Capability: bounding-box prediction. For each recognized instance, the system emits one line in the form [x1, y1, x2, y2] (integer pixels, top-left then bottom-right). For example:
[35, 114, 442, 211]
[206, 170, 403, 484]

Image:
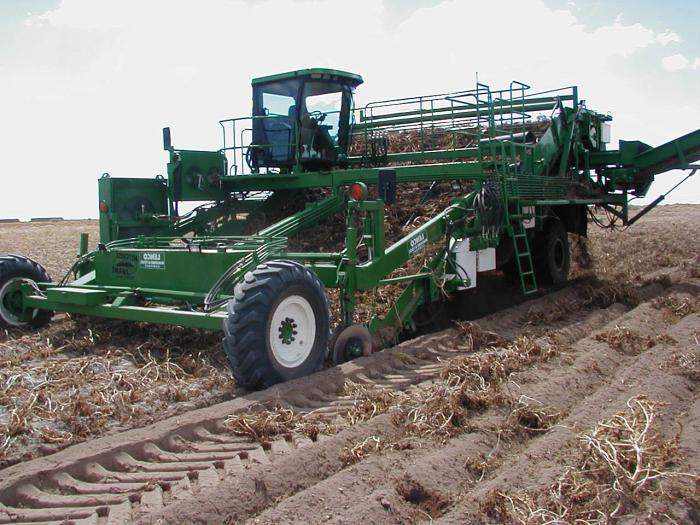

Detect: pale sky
[1, 0, 698, 220]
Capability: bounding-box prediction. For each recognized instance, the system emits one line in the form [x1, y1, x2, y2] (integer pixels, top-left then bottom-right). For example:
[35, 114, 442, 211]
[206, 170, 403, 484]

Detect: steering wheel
[309, 110, 327, 123]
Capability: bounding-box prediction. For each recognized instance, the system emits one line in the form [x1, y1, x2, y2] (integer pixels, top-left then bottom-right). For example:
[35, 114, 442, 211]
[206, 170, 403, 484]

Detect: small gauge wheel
[331, 324, 372, 365]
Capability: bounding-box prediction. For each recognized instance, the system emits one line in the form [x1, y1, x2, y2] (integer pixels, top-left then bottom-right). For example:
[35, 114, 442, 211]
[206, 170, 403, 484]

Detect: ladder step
[510, 220, 537, 296]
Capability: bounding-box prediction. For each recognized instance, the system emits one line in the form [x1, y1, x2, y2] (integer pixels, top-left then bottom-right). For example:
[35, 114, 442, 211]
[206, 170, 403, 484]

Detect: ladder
[476, 81, 537, 296]
[503, 169, 537, 296]
[509, 215, 537, 295]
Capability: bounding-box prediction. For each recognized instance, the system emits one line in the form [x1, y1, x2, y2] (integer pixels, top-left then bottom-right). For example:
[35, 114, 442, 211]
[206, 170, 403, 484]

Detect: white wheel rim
[0, 278, 29, 327]
[269, 295, 316, 368]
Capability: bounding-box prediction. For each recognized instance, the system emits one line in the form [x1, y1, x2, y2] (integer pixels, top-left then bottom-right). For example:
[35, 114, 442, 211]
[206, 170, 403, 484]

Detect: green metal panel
[633, 128, 700, 170]
[98, 175, 169, 243]
[94, 249, 241, 293]
[46, 287, 109, 306]
[167, 149, 228, 203]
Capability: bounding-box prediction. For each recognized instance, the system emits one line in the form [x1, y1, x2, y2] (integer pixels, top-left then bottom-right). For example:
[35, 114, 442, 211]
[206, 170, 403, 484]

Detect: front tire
[0, 254, 52, 329]
[223, 260, 330, 390]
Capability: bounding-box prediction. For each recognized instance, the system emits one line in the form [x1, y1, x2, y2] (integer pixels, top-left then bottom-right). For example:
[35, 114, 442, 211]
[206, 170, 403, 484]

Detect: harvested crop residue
[0, 206, 699, 525]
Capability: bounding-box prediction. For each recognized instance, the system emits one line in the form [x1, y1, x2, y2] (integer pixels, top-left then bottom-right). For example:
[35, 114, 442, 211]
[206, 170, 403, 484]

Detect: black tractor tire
[0, 254, 52, 329]
[533, 221, 570, 285]
[223, 260, 330, 390]
[500, 256, 520, 284]
[496, 231, 520, 284]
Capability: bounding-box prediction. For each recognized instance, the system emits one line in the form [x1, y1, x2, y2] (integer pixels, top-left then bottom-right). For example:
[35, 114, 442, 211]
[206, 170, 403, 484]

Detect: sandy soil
[0, 220, 236, 468]
[0, 206, 698, 524]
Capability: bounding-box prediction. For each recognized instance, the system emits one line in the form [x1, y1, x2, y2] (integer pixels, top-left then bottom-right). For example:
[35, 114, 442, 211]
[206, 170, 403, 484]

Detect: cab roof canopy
[251, 68, 364, 87]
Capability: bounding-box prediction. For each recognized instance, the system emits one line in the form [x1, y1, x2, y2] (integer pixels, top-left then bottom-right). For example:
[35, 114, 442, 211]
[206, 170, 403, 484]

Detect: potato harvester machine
[2, 68, 698, 389]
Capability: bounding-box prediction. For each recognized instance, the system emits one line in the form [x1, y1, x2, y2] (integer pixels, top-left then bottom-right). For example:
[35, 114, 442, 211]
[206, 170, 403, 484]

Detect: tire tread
[223, 260, 329, 390]
[0, 254, 52, 329]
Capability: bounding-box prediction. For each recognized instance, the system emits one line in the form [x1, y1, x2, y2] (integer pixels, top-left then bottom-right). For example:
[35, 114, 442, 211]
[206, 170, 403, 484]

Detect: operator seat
[264, 105, 296, 164]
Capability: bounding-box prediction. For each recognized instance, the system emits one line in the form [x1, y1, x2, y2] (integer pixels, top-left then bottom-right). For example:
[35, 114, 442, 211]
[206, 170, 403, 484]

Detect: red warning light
[349, 183, 367, 201]
[99, 200, 109, 213]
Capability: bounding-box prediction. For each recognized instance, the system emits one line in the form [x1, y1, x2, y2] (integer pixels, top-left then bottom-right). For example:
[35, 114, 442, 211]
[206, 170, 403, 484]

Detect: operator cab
[249, 68, 363, 171]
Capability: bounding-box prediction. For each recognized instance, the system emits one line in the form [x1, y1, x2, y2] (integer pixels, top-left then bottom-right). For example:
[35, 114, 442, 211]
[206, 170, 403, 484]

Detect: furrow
[0, 276, 678, 525]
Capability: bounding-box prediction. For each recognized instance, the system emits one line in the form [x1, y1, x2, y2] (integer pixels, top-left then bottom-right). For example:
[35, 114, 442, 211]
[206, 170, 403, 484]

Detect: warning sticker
[111, 252, 137, 277]
[140, 252, 165, 270]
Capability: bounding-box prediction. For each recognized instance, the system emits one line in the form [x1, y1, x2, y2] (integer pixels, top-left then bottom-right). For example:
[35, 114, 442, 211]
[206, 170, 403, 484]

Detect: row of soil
[152, 279, 699, 524]
[0, 275, 655, 524]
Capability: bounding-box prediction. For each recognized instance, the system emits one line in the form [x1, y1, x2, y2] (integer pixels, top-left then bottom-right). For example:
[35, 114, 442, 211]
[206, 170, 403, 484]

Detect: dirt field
[0, 221, 236, 468]
[0, 205, 699, 524]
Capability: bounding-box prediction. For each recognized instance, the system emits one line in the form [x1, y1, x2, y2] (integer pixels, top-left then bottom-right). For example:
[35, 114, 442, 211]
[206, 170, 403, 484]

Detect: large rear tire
[223, 260, 330, 390]
[533, 221, 570, 285]
[0, 254, 52, 329]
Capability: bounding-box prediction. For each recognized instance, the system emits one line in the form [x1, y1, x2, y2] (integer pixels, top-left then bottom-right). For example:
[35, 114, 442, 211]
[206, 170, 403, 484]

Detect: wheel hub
[0, 278, 28, 326]
[331, 324, 372, 365]
[278, 317, 298, 345]
[343, 337, 364, 358]
[269, 295, 316, 368]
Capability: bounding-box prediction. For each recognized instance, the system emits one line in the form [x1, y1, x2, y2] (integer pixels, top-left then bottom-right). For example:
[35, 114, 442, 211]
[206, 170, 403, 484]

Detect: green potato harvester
[2, 68, 698, 390]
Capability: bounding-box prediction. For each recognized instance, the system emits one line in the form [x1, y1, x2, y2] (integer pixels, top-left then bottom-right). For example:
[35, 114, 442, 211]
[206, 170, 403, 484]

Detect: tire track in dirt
[222, 304, 631, 525]
[153, 279, 688, 524]
[0, 275, 685, 524]
[241, 283, 699, 525]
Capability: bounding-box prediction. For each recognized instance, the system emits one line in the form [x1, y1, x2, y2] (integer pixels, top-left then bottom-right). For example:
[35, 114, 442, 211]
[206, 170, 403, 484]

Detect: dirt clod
[395, 475, 451, 518]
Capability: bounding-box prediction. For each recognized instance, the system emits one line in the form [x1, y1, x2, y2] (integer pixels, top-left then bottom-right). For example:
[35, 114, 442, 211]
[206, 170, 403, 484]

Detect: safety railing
[350, 81, 578, 165]
[219, 108, 347, 175]
[218, 114, 298, 176]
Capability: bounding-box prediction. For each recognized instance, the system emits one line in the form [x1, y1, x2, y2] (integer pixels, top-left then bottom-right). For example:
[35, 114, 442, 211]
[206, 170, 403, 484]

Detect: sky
[0, 0, 698, 220]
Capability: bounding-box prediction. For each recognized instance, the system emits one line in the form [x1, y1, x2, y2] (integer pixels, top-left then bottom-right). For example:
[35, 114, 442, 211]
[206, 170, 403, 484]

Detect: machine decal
[111, 252, 138, 277]
[140, 252, 166, 270]
[408, 232, 428, 256]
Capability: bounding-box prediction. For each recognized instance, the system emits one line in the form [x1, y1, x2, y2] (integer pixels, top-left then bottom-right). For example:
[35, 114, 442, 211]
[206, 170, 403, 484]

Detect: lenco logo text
[140, 252, 166, 270]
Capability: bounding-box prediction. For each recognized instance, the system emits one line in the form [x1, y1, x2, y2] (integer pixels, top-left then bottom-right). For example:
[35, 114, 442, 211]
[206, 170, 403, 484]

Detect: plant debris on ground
[487, 396, 698, 524]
